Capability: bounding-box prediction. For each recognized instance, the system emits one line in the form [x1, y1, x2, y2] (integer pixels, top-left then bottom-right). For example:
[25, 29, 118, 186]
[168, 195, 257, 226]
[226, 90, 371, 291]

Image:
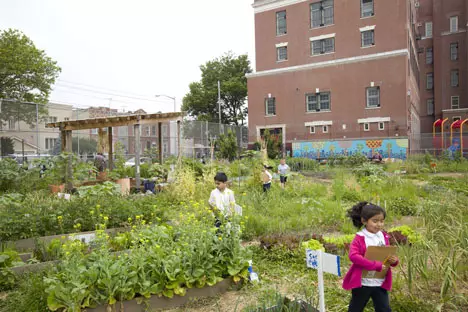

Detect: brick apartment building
[247, 0, 467, 158]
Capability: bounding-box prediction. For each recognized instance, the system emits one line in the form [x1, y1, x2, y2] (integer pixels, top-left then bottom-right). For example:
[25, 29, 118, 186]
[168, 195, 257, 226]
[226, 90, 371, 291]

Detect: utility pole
[218, 80, 222, 134]
[36, 103, 39, 155]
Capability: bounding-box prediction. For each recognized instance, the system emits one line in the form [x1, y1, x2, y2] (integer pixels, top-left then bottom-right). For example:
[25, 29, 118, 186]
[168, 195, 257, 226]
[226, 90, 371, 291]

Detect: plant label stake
[306, 249, 341, 312]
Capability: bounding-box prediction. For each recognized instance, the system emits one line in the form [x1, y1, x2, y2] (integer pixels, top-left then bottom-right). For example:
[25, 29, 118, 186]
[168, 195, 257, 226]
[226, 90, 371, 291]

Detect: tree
[72, 137, 97, 154]
[217, 130, 238, 161]
[0, 29, 61, 127]
[0, 137, 15, 156]
[182, 52, 252, 126]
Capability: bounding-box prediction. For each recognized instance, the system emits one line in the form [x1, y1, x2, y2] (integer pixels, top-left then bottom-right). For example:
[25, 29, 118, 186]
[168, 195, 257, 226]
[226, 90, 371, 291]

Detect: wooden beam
[108, 127, 113, 171]
[60, 130, 66, 152]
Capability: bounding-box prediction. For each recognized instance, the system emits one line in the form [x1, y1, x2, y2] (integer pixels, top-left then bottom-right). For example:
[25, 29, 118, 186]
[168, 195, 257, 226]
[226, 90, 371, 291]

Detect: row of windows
[264, 87, 380, 116]
[424, 16, 459, 38]
[276, 0, 374, 36]
[425, 70, 459, 89]
[276, 29, 374, 61]
[425, 43, 459, 65]
[426, 96, 460, 115]
[308, 122, 386, 135]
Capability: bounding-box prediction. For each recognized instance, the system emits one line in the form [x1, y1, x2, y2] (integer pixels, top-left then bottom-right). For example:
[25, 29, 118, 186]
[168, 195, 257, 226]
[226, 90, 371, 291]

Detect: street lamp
[155, 94, 176, 112]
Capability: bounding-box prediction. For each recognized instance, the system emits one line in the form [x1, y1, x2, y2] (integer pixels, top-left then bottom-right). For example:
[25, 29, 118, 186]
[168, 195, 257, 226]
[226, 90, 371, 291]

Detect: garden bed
[85, 278, 234, 312]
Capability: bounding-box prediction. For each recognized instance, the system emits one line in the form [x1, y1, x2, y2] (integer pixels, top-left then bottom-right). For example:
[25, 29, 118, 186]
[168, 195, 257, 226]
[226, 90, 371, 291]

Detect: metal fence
[0, 100, 248, 160]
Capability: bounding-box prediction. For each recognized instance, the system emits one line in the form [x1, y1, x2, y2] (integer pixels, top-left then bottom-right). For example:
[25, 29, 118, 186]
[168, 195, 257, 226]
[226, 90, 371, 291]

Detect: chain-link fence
[0, 100, 248, 161]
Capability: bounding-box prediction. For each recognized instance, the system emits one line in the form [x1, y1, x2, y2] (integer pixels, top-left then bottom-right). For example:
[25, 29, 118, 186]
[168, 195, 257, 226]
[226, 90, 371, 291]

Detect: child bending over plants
[209, 172, 241, 228]
[342, 202, 399, 312]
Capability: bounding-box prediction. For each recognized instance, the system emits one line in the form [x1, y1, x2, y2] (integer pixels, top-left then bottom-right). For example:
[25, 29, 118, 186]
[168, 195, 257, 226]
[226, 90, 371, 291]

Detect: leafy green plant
[0, 250, 22, 290]
[301, 239, 324, 252]
[217, 130, 238, 161]
[388, 225, 422, 244]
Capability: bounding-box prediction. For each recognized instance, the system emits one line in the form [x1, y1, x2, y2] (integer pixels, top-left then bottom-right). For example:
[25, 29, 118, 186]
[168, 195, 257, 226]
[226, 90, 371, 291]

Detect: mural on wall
[292, 138, 409, 160]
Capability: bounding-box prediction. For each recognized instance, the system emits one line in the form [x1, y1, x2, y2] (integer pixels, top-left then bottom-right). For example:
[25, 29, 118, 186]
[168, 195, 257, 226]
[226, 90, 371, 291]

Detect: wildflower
[128, 217, 132, 223]
[218, 237, 222, 241]
[96, 204, 101, 209]
[103, 216, 109, 221]
[90, 210, 95, 215]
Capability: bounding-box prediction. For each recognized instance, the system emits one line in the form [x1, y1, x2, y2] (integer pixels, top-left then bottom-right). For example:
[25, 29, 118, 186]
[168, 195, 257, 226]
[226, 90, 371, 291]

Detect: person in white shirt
[277, 158, 290, 189]
[262, 165, 273, 192]
[209, 172, 236, 227]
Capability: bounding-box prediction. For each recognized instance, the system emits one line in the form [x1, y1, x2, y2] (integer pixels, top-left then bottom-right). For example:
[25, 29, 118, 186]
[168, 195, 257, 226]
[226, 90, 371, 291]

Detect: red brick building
[247, 0, 467, 157]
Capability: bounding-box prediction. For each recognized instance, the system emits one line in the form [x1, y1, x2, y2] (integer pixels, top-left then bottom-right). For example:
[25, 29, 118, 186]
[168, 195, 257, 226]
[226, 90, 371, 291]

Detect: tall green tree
[0, 137, 15, 156]
[182, 52, 252, 126]
[0, 29, 61, 127]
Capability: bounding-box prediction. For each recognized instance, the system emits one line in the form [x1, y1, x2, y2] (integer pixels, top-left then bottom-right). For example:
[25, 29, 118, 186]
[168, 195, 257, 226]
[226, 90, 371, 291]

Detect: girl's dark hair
[214, 172, 228, 183]
[347, 201, 386, 228]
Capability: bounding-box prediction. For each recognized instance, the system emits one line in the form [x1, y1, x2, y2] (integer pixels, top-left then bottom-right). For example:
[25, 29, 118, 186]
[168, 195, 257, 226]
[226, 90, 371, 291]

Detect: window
[91, 128, 98, 134]
[162, 124, 168, 136]
[425, 22, 432, 38]
[451, 96, 459, 109]
[361, 0, 374, 18]
[311, 0, 334, 28]
[146, 141, 151, 150]
[306, 92, 331, 112]
[311, 38, 335, 55]
[451, 70, 459, 87]
[378, 122, 385, 130]
[276, 11, 287, 35]
[276, 46, 288, 61]
[310, 126, 315, 134]
[426, 47, 433, 64]
[265, 98, 276, 115]
[48, 116, 58, 123]
[45, 138, 57, 150]
[450, 43, 458, 61]
[322, 125, 329, 133]
[163, 143, 168, 153]
[366, 87, 380, 108]
[64, 117, 70, 121]
[361, 30, 375, 47]
[427, 98, 434, 115]
[450, 16, 458, 33]
[453, 116, 461, 122]
[426, 73, 433, 90]
[364, 123, 370, 131]
[151, 126, 156, 136]
[8, 118, 15, 130]
[145, 126, 150, 136]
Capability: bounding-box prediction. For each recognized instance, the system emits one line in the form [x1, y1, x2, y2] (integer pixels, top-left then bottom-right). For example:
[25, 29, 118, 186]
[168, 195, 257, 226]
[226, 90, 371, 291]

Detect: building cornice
[252, 0, 308, 14]
[247, 49, 409, 78]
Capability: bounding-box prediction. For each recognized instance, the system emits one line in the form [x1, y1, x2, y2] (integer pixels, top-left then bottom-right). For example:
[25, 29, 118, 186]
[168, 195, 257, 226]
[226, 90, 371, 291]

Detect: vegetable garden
[0, 154, 467, 311]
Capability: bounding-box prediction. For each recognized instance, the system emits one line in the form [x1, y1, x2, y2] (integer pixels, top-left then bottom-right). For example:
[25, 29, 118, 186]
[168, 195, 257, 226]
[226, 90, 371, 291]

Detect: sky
[0, 0, 256, 113]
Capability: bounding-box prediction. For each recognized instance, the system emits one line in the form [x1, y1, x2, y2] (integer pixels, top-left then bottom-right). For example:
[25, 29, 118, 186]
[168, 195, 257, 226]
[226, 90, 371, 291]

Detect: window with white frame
[306, 92, 331, 112]
[361, 0, 374, 18]
[311, 38, 335, 55]
[361, 30, 375, 47]
[276, 46, 288, 61]
[378, 122, 385, 130]
[426, 73, 433, 89]
[265, 98, 276, 115]
[425, 22, 433, 38]
[366, 87, 380, 108]
[48, 116, 58, 123]
[322, 125, 329, 133]
[311, 0, 334, 28]
[151, 126, 156, 136]
[451, 96, 459, 109]
[450, 42, 458, 61]
[162, 124, 168, 136]
[8, 118, 15, 130]
[426, 47, 433, 64]
[450, 16, 458, 33]
[363, 123, 370, 131]
[91, 128, 98, 134]
[45, 138, 57, 150]
[310, 126, 315, 134]
[451, 70, 459, 87]
[276, 11, 287, 35]
[427, 98, 434, 115]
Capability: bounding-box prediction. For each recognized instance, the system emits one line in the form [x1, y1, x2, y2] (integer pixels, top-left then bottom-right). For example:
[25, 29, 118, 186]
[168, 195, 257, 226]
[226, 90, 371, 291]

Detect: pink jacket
[342, 232, 399, 291]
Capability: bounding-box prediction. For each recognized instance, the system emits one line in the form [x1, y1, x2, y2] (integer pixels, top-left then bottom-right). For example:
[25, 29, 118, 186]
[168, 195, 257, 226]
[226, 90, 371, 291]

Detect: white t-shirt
[278, 164, 290, 175]
[359, 228, 386, 287]
[263, 170, 272, 184]
[209, 188, 236, 217]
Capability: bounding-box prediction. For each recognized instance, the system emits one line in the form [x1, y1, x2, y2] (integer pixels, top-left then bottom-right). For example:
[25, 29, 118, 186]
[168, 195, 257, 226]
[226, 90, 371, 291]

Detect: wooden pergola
[46, 112, 184, 190]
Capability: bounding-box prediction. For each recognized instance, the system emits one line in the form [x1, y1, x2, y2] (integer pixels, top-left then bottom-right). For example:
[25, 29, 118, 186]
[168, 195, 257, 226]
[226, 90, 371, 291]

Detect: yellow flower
[103, 216, 109, 221]
[128, 217, 132, 222]
[96, 204, 101, 209]
[218, 237, 222, 241]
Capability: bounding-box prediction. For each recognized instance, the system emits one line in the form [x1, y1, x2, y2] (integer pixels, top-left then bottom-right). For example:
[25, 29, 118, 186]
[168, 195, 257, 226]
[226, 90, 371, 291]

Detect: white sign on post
[306, 249, 341, 312]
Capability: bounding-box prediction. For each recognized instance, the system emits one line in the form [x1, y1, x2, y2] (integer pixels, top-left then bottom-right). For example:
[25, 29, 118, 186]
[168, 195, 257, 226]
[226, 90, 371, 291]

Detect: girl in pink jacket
[342, 202, 399, 312]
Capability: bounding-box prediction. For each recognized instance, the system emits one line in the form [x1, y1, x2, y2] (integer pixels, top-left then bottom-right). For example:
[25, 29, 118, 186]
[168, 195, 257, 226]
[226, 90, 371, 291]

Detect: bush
[386, 197, 418, 216]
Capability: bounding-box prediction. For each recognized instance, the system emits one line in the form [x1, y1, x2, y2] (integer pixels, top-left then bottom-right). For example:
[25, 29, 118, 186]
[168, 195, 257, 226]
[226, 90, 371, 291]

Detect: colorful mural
[292, 138, 409, 160]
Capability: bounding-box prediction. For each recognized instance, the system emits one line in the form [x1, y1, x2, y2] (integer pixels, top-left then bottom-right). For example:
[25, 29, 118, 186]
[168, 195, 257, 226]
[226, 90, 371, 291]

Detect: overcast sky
[0, 0, 256, 113]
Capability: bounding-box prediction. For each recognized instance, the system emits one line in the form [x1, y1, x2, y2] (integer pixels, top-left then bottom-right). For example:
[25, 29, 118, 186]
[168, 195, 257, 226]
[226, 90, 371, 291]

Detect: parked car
[124, 157, 151, 167]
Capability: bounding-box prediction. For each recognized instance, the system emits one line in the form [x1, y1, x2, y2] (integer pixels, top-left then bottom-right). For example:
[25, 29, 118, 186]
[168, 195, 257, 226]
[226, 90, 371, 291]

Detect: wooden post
[134, 119, 141, 192]
[60, 129, 66, 152]
[177, 120, 181, 160]
[65, 130, 73, 191]
[108, 127, 113, 171]
[158, 122, 163, 163]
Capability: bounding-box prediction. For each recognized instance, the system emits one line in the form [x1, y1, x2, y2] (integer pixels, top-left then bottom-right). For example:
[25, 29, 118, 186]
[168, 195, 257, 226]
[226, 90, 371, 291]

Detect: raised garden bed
[85, 278, 235, 312]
